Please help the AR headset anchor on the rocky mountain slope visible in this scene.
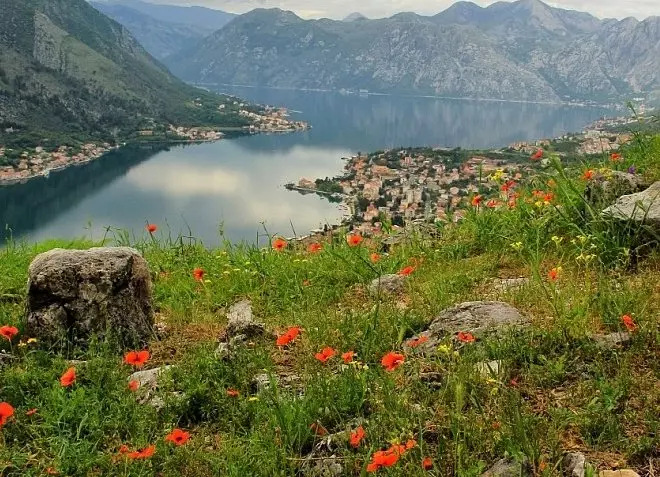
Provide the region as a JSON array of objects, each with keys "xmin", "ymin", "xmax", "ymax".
[
  {"xmin": 0, "ymin": 0, "xmax": 248, "ymax": 143},
  {"xmin": 90, "ymin": 0, "xmax": 235, "ymax": 59},
  {"xmin": 166, "ymin": 0, "xmax": 660, "ymax": 102}
]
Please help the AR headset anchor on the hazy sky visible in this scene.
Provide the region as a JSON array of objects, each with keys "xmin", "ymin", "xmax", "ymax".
[{"xmin": 142, "ymin": 0, "xmax": 657, "ymax": 20}]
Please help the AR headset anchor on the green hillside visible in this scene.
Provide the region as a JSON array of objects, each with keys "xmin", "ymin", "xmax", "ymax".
[{"xmin": 0, "ymin": 0, "xmax": 251, "ymax": 148}]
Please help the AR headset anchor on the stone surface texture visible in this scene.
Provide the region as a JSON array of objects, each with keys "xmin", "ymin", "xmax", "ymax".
[{"xmin": 26, "ymin": 247, "xmax": 154, "ymax": 349}]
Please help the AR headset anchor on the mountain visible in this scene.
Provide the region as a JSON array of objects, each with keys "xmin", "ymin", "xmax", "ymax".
[
  {"xmin": 90, "ymin": 0, "xmax": 235, "ymax": 59},
  {"xmin": 166, "ymin": 8, "xmax": 559, "ymax": 102},
  {"xmin": 0, "ymin": 0, "xmax": 250, "ymax": 145},
  {"xmin": 343, "ymin": 12, "xmax": 367, "ymax": 22},
  {"xmin": 165, "ymin": 1, "xmax": 660, "ymax": 102}
]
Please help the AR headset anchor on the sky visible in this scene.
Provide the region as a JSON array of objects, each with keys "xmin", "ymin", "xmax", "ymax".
[{"xmin": 139, "ymin": 0, "xmax": 657, "ymax": 21}]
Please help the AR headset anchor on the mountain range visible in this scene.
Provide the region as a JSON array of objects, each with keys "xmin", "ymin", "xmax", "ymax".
[
  {"xmin": 163, "ymin": 0, "xmax": 660, "ymax": 103},
  {"xmin": 90, "ymin": 0, "xmax": 235, "ymax": 59},
  {"xmin": 0, "ymin": 0, "xmax": 248, "ymax": 145}
]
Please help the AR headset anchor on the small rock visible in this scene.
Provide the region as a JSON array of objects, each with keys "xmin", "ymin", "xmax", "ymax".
[
  {"xmin": 225, "ymin": 300, "xmax": 266, "ymax": 340},
  {"xmin": 215, "ymin": 334, "xmax": 247, "ymax": 360},
  {"xmin": 598, "ymin": 471, "xmax": 640, "ymax": 477},
  {"xmin": 368, "ymin": 274, "xmax": 406, "ymax": 294},
  {"xmin": 603, "ymin": 181, "xmax": 660, "ymax": 229},
  {"xmin": 492, "ymin": 278, "xmax": 529, "ymax": 292},
  {"xmin": 482, "ymin": 458, "xmax": 532, "ymax": 477},
  {"xmin": 476, "ymin": 360, "xmax": 502, "ymax": 379},
  {"xmin": 147, "ymin": 391, "xmax": 186, "ymax": 411},
  {"xmin": 563, "ymin": 452, "xmax": 586, "ymax": 477},
  {"xmin": 128, "ymin": 365, "xmax": 173, "ymax": 390},
  {"xmin": 591, "ymin": 332, "xmax": 632, "ymax": 349},
  {"xmin": 26, "ymin": 247, "xmax": 154, "ymax": 349},
  {"xmin": 251, "ymin": 372, "xmax": 301, "ymax": 393}
]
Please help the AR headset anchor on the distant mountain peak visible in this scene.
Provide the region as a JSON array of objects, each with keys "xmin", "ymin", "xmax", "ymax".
[{"xmin": 343, "ymin": 12, "xmax": 367, "ymax": 22}]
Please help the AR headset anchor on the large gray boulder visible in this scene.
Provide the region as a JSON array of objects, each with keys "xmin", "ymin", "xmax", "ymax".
[
  {"xmin": 26, "ymin": 247, "xmax": 154, "ymax": 349},
  {"xmin": 602, "ymin": 181, "xmax": 660, "ymax": 228},
  {"xmin": 585, "ymin": 171, "xmax": 647, "ymax": 208}
]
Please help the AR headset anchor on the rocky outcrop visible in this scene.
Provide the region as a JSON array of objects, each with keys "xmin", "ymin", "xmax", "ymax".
[
  {"xmin": 481, "ymin": 458, "xmax": 532, "ymax": 477},
  {"xmin": 602, "ymin": 181, "xmax": 660, "ymax": 229},
  {"xmin": 26, "ymin": 247, "xmax": 154, "ymax": 349},
  {"xmin": 405, "ymin": 301, "xmax": 528, "ymax": 353},
  {"xmin": 563, "ymin": 452, "xmax": 586, "ymax": 477},
  {"xmin": 367, "ymin": 274, "xmax": 407, "ymax": 295},
  {"xmin": 585, "ymin": 171, "xmax": 648, "ymax": 208}
]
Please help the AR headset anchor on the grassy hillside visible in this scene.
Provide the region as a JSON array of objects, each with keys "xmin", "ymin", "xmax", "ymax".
[
  {"xmin": 0, "ymin": 0, "xmax": 251, "ymax": 149},
  {"xmin": 0, "ymin": 135, "xmax": 658, "ymax": 475}
]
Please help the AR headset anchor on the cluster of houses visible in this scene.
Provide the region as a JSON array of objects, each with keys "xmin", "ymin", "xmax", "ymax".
[
  {"xmin": 239, "ymin": 107, "xmax": 309, "ymax": 133},
  {"xmin": 0, "ymin": 143, "xmax": 115, "ymax": 184},
  {"xmin": 298, "ymin": 149, "xmax": 529, "ymax": 232},
  {"xmin": 166, "ymin": 125, "xmax": 224, "ymax": 141}
]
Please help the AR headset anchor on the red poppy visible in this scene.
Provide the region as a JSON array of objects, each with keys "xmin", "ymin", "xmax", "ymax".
[
  {"xmin": 0, "ymin": 325, "xmax": 18, "ymax": 341},
  {"xmin": 128, "ymin": 380, "xmax": 140, "ymax": 392},
  {"xmin": 398, "ymin": 265, "xmax": 415, "ymax": 276},
  {"xmin": 350, "ymin": 425, "xmax": 365, "ymax": 448},
  {"xmin": 370, "ymin": 253, "xmax": 381, "ymax": 263},
  {"xmin": 226, "ymin": 389, "xmax": 240, "ymax": 397},
  {"xmin": 276, "ymin": 326, "xmax": 301, "ymax": 346},
  {"xmin": 272, "ymin": 238, "xmax": 287, "ymax": 251},
  {"xmin": 145, "ymin": 224, "xmax": 158, "ymax": 233},
  {"xmin": 342, "ymin": 351, "xmax": 355, "ymax": 363},
  {"xmin": 582, "ymin": 169, "xmax": 594, "ymax": 181},
  {"xmin": 621, "ymin": 314, "xmax": 637, "ymax": 332},
  {"xmin": 124, "ymin": 350, "xmax": 150, "ymax": 368},
  {"xmin": 127, "ymin": 445, "xmax": 156, "ymax": 459},
  {"xmin": 192, "ymin": 267, "xmax": 205, "ymax": 282},
  {"xmin": 501, "ymin": 180, "xmax": 516, "ymax": 192},
  {"xmin": 531, "ymin": 149, "xmax": 544, "ymax": 160},
  {"xmin": 491, "ymin": 421, "xmax": 502, "ymax": 430},
  {"xmin": 310, "ymin": 422, "xmax": 328, "ymax": 436},
  {"xmin": 406, "ymin": 335, "xmax": 429, "ymax": 348},
  {"xmin": 307, "ymin": 243, "xmax": 322, "ymax": 253},
  {"xmin": 405, "ymin": 439, "xmax": 417, "ymax": 449},
  {"xmin": 347, "ymin": 234, "xmax": 363, "ymax": 247},
  {"xmin": 381, "ymin": 352, "xmax": 405, "ymax": 371},
  {"xmin": 543, "ymin": 192, "xmax": 554, "ymax": 203},
  {"xmin": 315, "ymin": 347, "xmax": 336, "ymax": 363},
  {"xmin": 60, "ymin": 367, "xmax": 76, "ymax": 387},
  {"xmin": 456, "ymin": 331, "xmax": 475, "ymax": 343},
  {"xmin": 422, "ymin": 457, "xmax": 433, "ymax": 470},
  {"xmin": 547, "ymin": 267, "xmax": 561, "ymax": 281},
  {"xmin": 45, "ymin": 468, "xmax": 59, "ymax": 475},
  {"xmin": 367, "ymin": 447, "xmax": 401, "ymax": 472},
  {"xmin": 25, "ymin": 408, "xmax": 37, "ymax": 416},
  {"xmin": 165, "ymin": 428, "xmax": 190, "ymax": 446},
  {"xmin": 610, "ymin": 152, "xmax": 622, "ymax": 162},
  {"xmin": 118, "ymin": 444, "xmax": 130, "ymax": 454},
  {"xmin": 302, "ymin": 279, "xmax": 311, "ymax": 287},
  {"xmin": 471, "ymin": 195, "xmax": 483, "ymax": 207},
  {"xmin": 486, "ymin": 199, "xmax": 499, "ymax": 208},
  {"xmin": 0, "ymin": 402, "xmax": 14, "ymax": 428}
]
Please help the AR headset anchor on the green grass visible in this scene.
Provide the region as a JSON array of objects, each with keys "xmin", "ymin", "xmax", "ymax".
[{"xmin": 0, "ymin": 138, "xmax": 658, "ymax": 476}]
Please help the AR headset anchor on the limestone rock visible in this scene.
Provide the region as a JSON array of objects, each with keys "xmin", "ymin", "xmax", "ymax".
[
  {"xmin": 602, "ymin": 181, "xmax": 660, "ymax": 228},
  {"xmin": 591, "ymin": 332, "xmax": 632, "ymax": 349},
  {"xmin": 128, "ymin": 365, "xmax": 173, "ymax": 390},
  {"xmin": 225, "ymin": 300, "xmax": 266, "ymax": 339},
  {"xmin": 368, "ymin": 274, "xmax": 406, "ymax": 294},
  {"xmin": 251, "ymin": 372, "xmax": 301, "ymax": 393},
  {"xmin": 563, "ymin": 452, "xmax": 586, "ymax": 477},
  {"xmin": 430, "ymin": 301, "xmax": 527, "ymax": 335},
  {"xmin": 482, "ymin": 458, "xmax": 532, "ymax": 477},
  {"xmin": 405, "ymin": 302, "xmax": 527, "ymax": 353},
  {"xmin": 599, "ymin": 471, "xmax": 640, "ymax": 477},
  {"xmin": 586, "ymin": 171, "xmax": 647, "ymax": 208},
  {"xmin": 26, "ymin": 247, "xmax": 154, "ymax": 349}
]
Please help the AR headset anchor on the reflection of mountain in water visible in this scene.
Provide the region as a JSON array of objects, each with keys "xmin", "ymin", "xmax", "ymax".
[
  {"xmin": 220, "ymin": 87, "xmax": 612, "ymax": 153},
  {"xmin": 0, "ymin": 144, "xmax": 168, "ymax": 243}
]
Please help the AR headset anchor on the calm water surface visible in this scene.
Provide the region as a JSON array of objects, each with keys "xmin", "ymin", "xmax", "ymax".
[{"xmin": 0, "ymin": 88, "xmax": 614, "ymax": 246}]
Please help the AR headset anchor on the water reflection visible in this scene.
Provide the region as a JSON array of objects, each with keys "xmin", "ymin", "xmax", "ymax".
[{"xmin": 0, "ymin": 89, "xmax": 613, "ymax": 246}]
